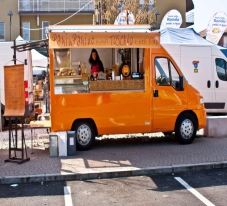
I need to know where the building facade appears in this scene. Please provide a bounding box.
[18,0,94,41]
[0,0,187,42]
[0,0,94,42]
[0,0,20,41]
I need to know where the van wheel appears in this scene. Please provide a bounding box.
[74,121,95,151]
[175,113,197,144]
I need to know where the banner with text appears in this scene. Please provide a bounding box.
[4,64,25,117]
[49,32,160,48]
[160,9,182,30]
[206,12,227,44]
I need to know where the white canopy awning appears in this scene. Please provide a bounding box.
[31,49,47,68]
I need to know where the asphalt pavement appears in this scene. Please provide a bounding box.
[0,129,227,185]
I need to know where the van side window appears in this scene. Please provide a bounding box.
[155,57,180,89]
[216,58,227,81]
[169,60,180,89]
[155,58,170,86]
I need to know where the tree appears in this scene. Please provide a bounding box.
[97,0,157,25]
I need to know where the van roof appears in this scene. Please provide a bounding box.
[48,25,152,33]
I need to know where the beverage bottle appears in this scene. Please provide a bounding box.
[78,65,81,75]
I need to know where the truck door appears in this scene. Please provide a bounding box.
[180,46,214,112]
[152,56,187,131]
[213,57,227,113]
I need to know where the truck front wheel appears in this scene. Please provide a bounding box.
[74,121,96,150]
[175,113,197,144]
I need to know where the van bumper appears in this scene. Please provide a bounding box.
[194,109,206,130]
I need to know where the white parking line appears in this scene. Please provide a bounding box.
[174,177,215,206]
[64,186,73,206]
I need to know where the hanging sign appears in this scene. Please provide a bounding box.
[49,32,160,48]
[4,64,25,117]
[206,12,227,44]
[160,9,182,30]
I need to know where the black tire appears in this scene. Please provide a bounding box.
[175,113,197,144]
[74,120,96,151]
[1,112,5,129]
[163,132,173,136]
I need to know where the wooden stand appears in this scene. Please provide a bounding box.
[4,117,30,164]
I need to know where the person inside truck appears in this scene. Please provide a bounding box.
[89,49,104,77]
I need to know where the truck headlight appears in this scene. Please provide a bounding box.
[200,98,204,104]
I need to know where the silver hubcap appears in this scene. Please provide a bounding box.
[77,124,91,146]
[180,119,194,139]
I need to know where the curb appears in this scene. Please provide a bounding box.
[1,161,227,185]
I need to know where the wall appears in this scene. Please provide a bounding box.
[156,0,186,28]
[20,14,93,40]
[0,0,20,41]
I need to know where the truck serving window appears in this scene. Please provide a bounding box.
[53,48,145,94]
[155,57,180,90]
[215,58,227,81]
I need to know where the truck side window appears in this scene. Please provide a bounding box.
[155,57,180,89]
[155,58,170,86]
[216,58,227,81]
[169,60,180,89]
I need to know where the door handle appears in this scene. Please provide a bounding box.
[216,80,219,88]
[154,90,158,97]
[207,80,211,88]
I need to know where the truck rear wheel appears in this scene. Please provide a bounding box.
[74,120,95,151]
[175,113,197,144]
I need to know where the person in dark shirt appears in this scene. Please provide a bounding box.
[89,48,104,75]
[43,76,50,113]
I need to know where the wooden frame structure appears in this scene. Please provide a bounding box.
[4,117,30,164]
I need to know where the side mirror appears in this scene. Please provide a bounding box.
[179,76,184,91]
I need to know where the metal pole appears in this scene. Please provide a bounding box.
[155,15,158,29]
[0,80,2,149]
[99,0,102,25]
[13,40,16,65]
[9,15,12,41]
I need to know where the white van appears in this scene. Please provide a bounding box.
[0,40,34,128]
[161,28,227,113]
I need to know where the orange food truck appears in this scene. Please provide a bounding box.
[48,25,206,150]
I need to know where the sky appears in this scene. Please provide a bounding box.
[192,0,227,32]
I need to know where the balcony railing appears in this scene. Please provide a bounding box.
[18,0,94,13]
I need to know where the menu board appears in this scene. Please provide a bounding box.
[4,64,25,117]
